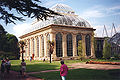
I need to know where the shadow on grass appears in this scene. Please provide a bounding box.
[30,69,120,80]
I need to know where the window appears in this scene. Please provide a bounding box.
[85,34,91,56]
[56,32,63,57]
[32,39,35,55]
[37,37,39,57]
[67,33,73,56]
[47,34,50,57]
[76,34,82,56]
[28,40,30,56]
[41,36,44,57]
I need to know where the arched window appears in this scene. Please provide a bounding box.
[47,34,50,56]
[37,37,39,57]
[28,40,30,56]
[56,32,63,57]
[76,34,82,56]
[41,36,44,57]
[32,39,35,55]
[85,34,91,56]
[67,33,73,56]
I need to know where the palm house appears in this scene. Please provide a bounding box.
[19,4,96,60]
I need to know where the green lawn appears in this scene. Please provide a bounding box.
[0,59,120,72]
[30,69,120,80]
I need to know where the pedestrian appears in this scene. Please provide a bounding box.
[30,57,32,62]
[5,58,11,73]
[1,59,6,74]
[60,60,68,80]
[21,59,26,77]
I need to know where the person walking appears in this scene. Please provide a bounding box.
[21,59,26,77]
[1,59,6,73]
[60,60,68,80]
[5,58,11,74]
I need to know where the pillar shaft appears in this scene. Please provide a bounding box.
[62,33,67,57]
[73,34,77,57]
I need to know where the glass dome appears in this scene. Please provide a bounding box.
[24,4,91,34]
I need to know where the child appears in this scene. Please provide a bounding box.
[6,58,11,73]
[21,59,26,76]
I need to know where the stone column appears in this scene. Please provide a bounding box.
[82,34,86,57]
[50,32,56,60]
[62,33,67,57]
[72,34,77,57]
[90,33,95,58]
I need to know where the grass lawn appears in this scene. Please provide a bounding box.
[0,59,120,72]
[30,69,120,80]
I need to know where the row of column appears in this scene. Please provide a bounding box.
[23,32,94,60]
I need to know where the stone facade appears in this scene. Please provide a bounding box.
[19,24,95,60]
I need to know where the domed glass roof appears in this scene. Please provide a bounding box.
[23,4,91,34]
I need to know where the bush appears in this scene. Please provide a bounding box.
[113,54,120,60]
[103,39,111,59]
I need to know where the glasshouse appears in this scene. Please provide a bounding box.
[19,4,95,60]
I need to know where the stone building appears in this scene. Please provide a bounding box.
[19,4,95,60]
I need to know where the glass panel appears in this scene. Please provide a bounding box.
[47,34,50,57]
[85,34,91,56]
[76,34,82,56]
[56,33,63,57]
[41,36,44,57]
[67,33,73,56]
[37,37,39,57]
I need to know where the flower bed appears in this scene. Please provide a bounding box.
[86,60,120,65]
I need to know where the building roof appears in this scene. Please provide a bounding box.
[23,4,92,35]
[109,33,120,46]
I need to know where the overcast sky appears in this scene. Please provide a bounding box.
[1,0,120,38]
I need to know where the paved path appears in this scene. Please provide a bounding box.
[27,63,120,75]
[69,62,120,70]
[0,71,43,80]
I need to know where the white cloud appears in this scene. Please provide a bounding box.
[93,25,104,37]
[81,10,104,18]
[109,6,120,10]
[13,23,32,38]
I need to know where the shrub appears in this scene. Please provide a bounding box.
[103,39,111,59]
[113,54,120,60]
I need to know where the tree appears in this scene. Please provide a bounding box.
[0,24,7,51]
[6,33,20,59]
[103,39,111,59]
[0,0,59,24]
[48,40,54,63]
[0,24,19,59]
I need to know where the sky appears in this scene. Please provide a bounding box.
[1,0,120,38]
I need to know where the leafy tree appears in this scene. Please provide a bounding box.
[0,0,59,24]
[6,33,20,58]
[103,39,111,59]
[0,25,19,59]
[0,24,7,51]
